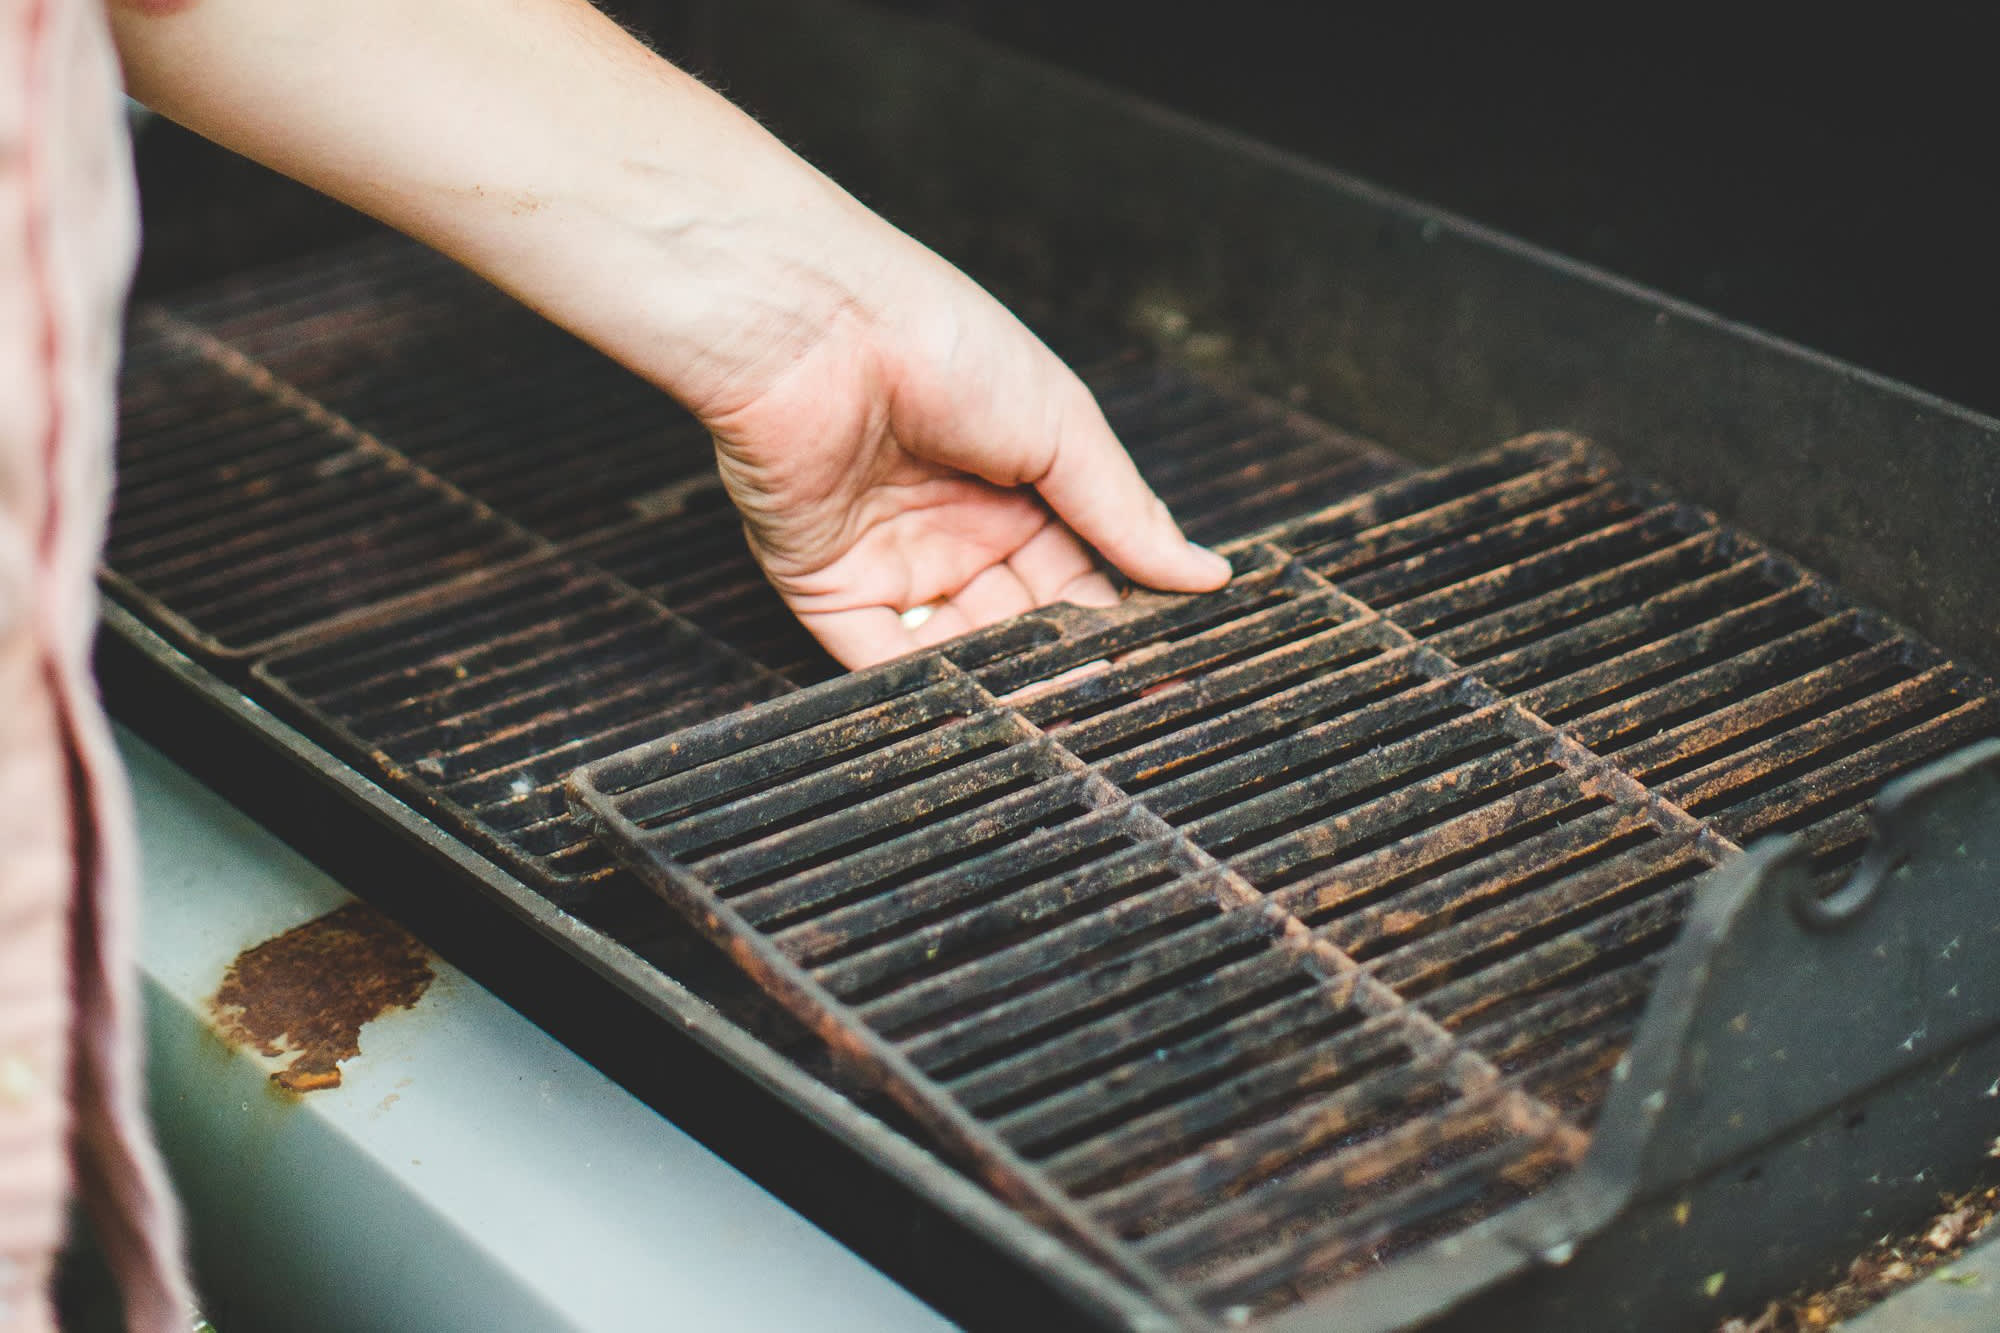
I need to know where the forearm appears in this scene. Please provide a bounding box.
[111,0,886,414]
[113,0,1231,668]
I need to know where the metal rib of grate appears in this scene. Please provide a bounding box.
[1082,359,1409,545]
[111,316,546,656]
[559,501,842,686]
[252,559,789,891]
[569,434,2000,1325]
[170,236,745,542]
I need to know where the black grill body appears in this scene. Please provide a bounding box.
[106,4,2000,1330]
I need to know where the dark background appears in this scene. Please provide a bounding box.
[867,5,1997,418]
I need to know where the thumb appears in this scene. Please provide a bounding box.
[1032,382,1233,593]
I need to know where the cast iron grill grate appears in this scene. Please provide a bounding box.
[568,434,2000,1324]
[111,331,547,656]
[105,232,2000,1327]
[106,232,1397,909]
[250,561,793,887]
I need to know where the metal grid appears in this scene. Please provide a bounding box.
[111,321,546,656]
[252,560,790,891]
[107,231,1400,932]
[569,435,2000,1324]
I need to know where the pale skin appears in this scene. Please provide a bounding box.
[110,0,1233,667]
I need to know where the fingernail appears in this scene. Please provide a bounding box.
[1189,542,1233,584]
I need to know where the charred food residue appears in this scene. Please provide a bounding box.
[211,903,434,1092]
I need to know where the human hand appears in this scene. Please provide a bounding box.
[691,224,1233,667]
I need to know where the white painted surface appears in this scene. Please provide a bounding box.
[124,727,955,1332]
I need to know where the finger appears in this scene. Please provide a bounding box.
[1033,382,1233,593]
[1005,521,1100,603]
[952,562,1039,625]
[812,483,1049,611]
[1007,521,1121,609]
[1058,570,1121,608]
[799,604,923,670]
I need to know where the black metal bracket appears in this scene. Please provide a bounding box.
[1585,736,2000,1203]
[1301,738,2000,1333]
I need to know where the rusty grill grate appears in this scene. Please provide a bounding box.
[568,435,2000,1323]
[111,332,546,656]
[107,233,2000,1328]
[107,233,1396,913]
[250,561,791,889]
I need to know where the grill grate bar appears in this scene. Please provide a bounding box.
[1704,698,2000,842]
[1135,1078,1576,1270]
[1184,1071,1602,1311]
[732,770,1110,933]
[855,850,1225,1037]
[1275,435,1599,569]
[1365,503,1703,637]
[990,982,1379,1154]
[1612,636,1919,780]
[1185,1137,1561,1307]
[1366,832,1711,994]
[692,738,1076,894]
[1074,1030,1455,1229]
[255,557,789,887]
[1178,725,1559,861]
[110,422,338,520]
[114,310,553,656]
[658,710,1038,867]
[431,677,776,805]
[1069,632,1425,778]
[940,945,1314,1110]
[1417,879,1699,1031]
[349,618,685,744]
[597,664,990,822]
[1525,589,1833,729]
[794,813,1169,986]
[1297,800,1657,947]
[1660,667,1969,813]
[1171,451,1409,546]
[1461,954,1662,1069]
[1331,481,1643,604]
[1438,535,1749,681]
[892,896,1275,1069]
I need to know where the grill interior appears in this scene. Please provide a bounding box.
[108,230,2000,1329]
[568,435,2000,1323]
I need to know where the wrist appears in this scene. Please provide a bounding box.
[440,64,899,422]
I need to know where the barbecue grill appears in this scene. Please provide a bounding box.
[103,2,2000,1330]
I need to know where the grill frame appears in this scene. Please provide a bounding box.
[105,4,2000,1329]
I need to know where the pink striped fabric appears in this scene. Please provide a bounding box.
[3,0,191,1327]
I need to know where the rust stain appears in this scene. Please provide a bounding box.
[1381,909,1427,935]
[210,903,434,1093]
